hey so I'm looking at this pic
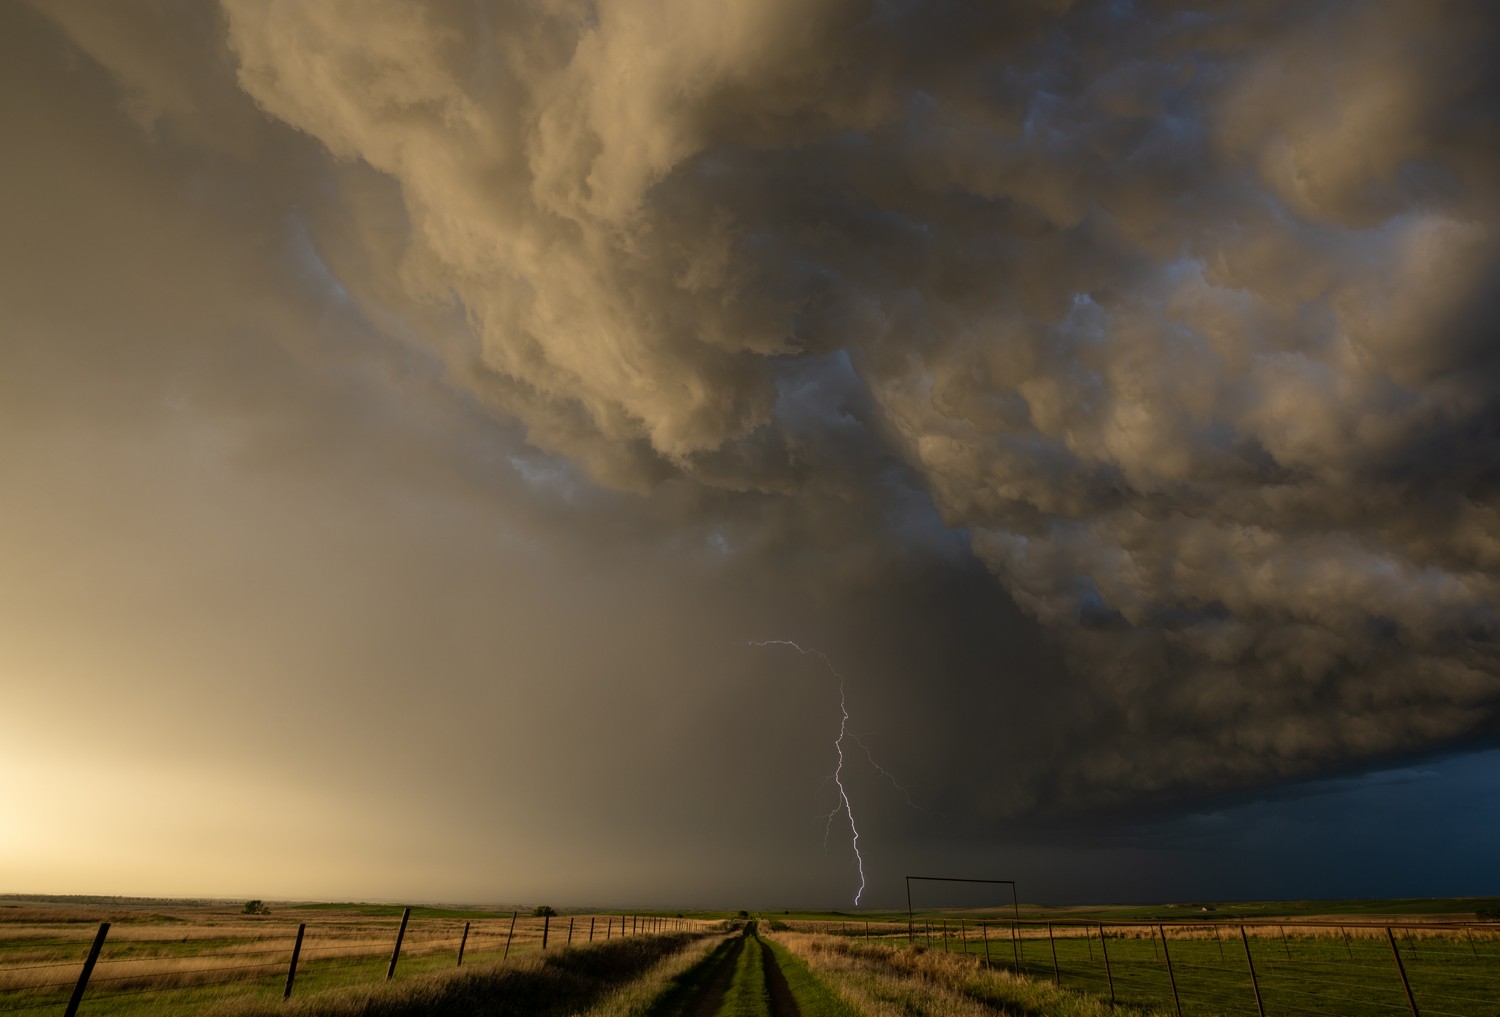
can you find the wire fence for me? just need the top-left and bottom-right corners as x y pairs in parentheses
(791, 915), (1500, 1017)
(0, 908), (704, 1016)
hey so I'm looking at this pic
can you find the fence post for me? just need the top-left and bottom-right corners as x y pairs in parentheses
(1280, 925), (1290, 960)
(943, 919), (949, 952)
(64, 922), (110, 1017)
(961, 919), (968, 954)
(1159, 925), (1182, 1017)
(1047, 923), (1059, 985)
(1215, 922), (1224, 960)
(1240, 926), (1265, 1017)
(982, 922), (991, 965)
(1342, 926), (1353, 959)
(1386, 927), (1420, 1017)
(457, 921), (470, 967)
(590, 916), (596, 942)
(567, 917), (574, 945)
(542, 913), (551, 951)
(1098, 924), (1115, 1006)
(504, 910), (517, 959)
(1466, 927), (1477, 958)
(387, 908), (411, 980)
(284, 922), (306, 999)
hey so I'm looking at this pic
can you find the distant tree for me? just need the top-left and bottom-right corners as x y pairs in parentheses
(531, 905), (557, 918)
(738, 910), (749, 918)
(242, 900), (270, 915)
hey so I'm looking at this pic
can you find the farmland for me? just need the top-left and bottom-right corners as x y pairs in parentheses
(2, 895), (1496, 1015)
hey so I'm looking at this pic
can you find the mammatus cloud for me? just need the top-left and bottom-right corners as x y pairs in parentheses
(33, 0), (1500, 817)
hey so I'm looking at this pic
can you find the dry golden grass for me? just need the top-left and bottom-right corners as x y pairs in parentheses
(771, 931), (1171, 1017)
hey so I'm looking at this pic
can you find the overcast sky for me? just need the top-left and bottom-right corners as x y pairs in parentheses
(3, 0), (1498, 910)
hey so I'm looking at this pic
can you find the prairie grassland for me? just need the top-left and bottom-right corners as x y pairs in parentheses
(886, 919), (1500, 1017)
(202, 932), (719, 1017)
(0, 900), (713, 1015)
(769, 931), (1168, 1017)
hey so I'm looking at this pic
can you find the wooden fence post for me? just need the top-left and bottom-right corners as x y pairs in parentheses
(456, 921), (470, 967)
(1240, 926), (1265, 1017)
(1386, 927), (1420, 1017)
(284, 923), (306, 999)
(504, 910), (518, 959)
(1159, 925), (1182, 1017)
(1048, 922), (1060, 986)
(1098, 924), (1115, 1006)
(567, 917), (574, 945)
(387, 908), (411, 980)
(64, 922), (110, 1017)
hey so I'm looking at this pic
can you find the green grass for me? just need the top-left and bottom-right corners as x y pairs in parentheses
(760, 936), (860, 1017)
(920, 920), (1500, 1017)
(722, 923), (770, 1017)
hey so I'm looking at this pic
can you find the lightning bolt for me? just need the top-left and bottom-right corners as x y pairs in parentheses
(751, 639), (908, 907)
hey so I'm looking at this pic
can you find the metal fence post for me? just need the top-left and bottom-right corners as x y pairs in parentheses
(503, 910), (517, 959)
(1047, 923), (1059, 985)
(590, 916), (596, 942)
(943, 919), (949, 952)
(982, 922), (991, 965)
(1215, 922), (1224, 960)
(567, 917), (574, 945)
(1010, 920), (1019, 968)
(457, 921), (470, 967)
(1240, 926), (1265, 1017)
(1159, 925), (1182, 1017)
(1342, 926), (1353, 959)
(387, 908), (411, 980)
(1386, 927), (1420, 1017)
(542, 913), (550, 950)
(961, 920), (968, 954)
(284, 923), (306, 999)
(1280, 925), (1291, 960)
(64, 922), (110, 1017)
(1099, 924), (1115, 1006)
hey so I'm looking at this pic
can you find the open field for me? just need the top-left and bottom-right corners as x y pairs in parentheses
(3, 896), (1497, 1015)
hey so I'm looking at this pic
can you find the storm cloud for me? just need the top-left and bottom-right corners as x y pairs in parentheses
(6, 0), (1500, 901)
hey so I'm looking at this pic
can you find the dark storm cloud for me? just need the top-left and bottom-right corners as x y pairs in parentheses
(19, 0), (1500, 836)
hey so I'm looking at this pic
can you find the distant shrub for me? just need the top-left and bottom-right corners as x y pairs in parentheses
(532, 905), (557, 918)
(242, 900), (270, 915)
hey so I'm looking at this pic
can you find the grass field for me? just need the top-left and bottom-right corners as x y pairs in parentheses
(3, 896), (1497, 1015)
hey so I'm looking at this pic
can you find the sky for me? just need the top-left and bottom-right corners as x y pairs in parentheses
(2, 0), (1498, 910)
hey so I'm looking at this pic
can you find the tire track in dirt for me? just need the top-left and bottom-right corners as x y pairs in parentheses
(758, 938), (802, 1017)
(684, 931), (744, 1017)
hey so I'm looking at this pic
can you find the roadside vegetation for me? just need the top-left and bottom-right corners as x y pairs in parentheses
(769, 931), (1169, 1017)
